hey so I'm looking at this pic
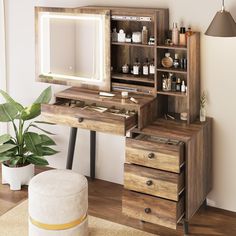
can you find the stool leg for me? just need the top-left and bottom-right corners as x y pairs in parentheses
(183, 219), (189, 236)
(66, 127), (78, 170)
(90, 131), (96, 179)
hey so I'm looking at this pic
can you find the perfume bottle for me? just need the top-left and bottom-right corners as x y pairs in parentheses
(149, 58), (155, 75)
(171, 75), (176, 91)
(133, 58), (140, 75)
(186, 27), (193, 37)
(172, 23), (179, 45)
(142, 26), (148, 44)
(176, 78), (181, 92)
(173, 54), (180, 69)
(111, 28), (118, 42)
(179, 27), (186, 46)
(161, 53), (173, 68)
(143, 58), (149, 76)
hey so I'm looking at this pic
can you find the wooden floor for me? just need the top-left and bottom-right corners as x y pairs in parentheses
(1, 167), (236, 236)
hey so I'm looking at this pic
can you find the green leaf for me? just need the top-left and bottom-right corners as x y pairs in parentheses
(27, 155), (49, 166)
(0, 103), (18, 122)
(0, 90), (24, 112)
(0, 156), (11, 163)
(0, 144), (17, 154)
(40, 134), (56, 146)
(0, 134), (11, 145)
(24, 132), (43, 155)
(40, 146), (58, 156)
(9, 156), (22, 166)
(30, 124), (55, 135)
(34, 86), (52, 104)
(21, 103), (41, 121)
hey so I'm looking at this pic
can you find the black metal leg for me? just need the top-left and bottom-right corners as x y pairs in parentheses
(90, 131), (96, 179)
(183, 220), (189, 236)
(66, 127), (78, 170)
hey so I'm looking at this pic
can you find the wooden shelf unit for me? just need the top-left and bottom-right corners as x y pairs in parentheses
(156, 33), (200, 124)
(110, 8), (169, 96)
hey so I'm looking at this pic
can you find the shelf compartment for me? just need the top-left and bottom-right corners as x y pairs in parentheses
(112, 42), (155, 48)
(157, 68), (187, 74)
(157, 45), (187, 51)
(157, 91), (187, 97)
(112, 73), (155, 84)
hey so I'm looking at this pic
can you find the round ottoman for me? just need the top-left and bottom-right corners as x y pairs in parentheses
(28, 169), (88, 236)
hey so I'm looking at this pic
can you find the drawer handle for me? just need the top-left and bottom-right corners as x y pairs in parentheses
(144, 208), (151, 214)
(78, 117), (84, 123)
(148, 153), (155, 159)
(146, 180), (153, 186)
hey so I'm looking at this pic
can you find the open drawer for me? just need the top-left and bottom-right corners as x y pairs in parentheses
(126, 134), (185, 173)
(122, 190), (185, 229)
(41, 100), (137, 136)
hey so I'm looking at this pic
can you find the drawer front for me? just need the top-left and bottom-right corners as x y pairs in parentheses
(126, 138), (184, 173)
(41, 104), (137, 136)
(124, 164), (184, 201)
(122, 190), (185, 229)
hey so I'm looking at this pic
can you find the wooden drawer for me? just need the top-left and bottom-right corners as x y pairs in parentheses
(124, 163), (184, 201)
(126, 135), (185, 173)
(41, 102), (137, 136)
(122, 190), (185, 229)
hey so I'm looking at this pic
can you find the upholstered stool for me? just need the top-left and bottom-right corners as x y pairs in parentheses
(28, 169), (88, 236)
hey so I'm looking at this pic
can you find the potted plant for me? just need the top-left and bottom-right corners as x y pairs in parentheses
(200, 91), (207, 122)
(0, 86), (57, 190)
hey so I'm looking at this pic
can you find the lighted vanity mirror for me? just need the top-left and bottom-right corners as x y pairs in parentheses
(35, 7), (111, 91)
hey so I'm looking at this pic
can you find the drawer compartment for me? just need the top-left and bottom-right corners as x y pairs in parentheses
(124, 163), (184, 201)
(122, 190), (185, 229)
(41, 100), (137, 136)
(126, 135), (184, 173)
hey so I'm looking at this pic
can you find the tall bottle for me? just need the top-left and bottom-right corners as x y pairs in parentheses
(172, 23), (179, 45)
(143, 58), (149, 76)
(149, 58), (155, 75)
(179, 27), (186, 46)
(142, 26), (148, 45)
(133, 58), (140, 75)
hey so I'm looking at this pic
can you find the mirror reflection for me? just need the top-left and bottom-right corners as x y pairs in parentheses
(39, 13), (104, 83)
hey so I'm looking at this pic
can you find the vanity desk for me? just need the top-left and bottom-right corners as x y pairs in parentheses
(36, 6), (212, 236)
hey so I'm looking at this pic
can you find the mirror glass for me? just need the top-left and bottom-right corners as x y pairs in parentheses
(39, 13), (105, 84)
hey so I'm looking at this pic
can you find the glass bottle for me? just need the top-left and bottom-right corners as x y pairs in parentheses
(161, 53), (173, 68)
(133, 58), (140, 75)
(181, 80), (186, 93)
(171, 75), (176, 91)
(149, 58), (155, 75)
(143, 58), (149, 76)
(111, 28), (118, 42)
(173, 54), (180, 69)
(142, 26), (148, 44)
(186, 27), (193, 37)
(176, 78), (181, 92)
(179, 27), (186, 46)
(172, 23), (179, 45)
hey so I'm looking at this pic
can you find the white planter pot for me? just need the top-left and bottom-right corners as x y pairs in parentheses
(2, 163), (35, 190)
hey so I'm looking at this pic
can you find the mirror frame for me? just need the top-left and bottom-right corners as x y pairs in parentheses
(35, 7), (111, 91)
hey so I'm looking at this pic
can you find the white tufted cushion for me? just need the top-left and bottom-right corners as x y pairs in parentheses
(28, 169), (88, 236)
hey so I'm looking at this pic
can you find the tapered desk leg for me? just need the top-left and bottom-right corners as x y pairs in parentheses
(66, 127), (78, 170)
(183, 220), (189, 236)
(90, 131), (96, 179)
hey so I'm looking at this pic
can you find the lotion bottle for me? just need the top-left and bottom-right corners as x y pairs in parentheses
(172, 23), (179, 45)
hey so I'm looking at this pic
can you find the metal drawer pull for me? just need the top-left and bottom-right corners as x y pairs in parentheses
(148, 153), (155, 159)
(78, 117), (84, 123)
(144, 208), (151, 214)
(146, 180), (153, 186)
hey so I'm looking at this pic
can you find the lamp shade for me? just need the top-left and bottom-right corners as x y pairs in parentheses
(205, 10), (236, 37)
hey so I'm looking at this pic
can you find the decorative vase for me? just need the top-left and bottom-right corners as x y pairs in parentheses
(200, 107), (206, 122)
(1, 163), (35, 190)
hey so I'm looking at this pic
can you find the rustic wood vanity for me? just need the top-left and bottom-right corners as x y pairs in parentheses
(35, 6), (212, 235)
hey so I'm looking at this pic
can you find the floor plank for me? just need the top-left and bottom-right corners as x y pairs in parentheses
(0, 166), (236, 235)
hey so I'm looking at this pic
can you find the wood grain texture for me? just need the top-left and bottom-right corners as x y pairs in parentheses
(124, 163), (184, 201)
(130, 118), (212, 220)
(126, 137), (184, 173)
(122, 190), (184, 229)
(41, 103), (137, 136)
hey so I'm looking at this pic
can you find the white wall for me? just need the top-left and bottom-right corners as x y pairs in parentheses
(4, 0), (236, 212)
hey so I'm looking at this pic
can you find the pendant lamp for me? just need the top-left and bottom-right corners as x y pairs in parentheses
(205, 0), (236, 37)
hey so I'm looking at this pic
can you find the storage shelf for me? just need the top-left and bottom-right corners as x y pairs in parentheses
(157, 91), (187, 97)
(157, 45), (187, 51)
(157, 67), (187, 74)
(112, 73), (155, 84)
(112, 42), (155, 48)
